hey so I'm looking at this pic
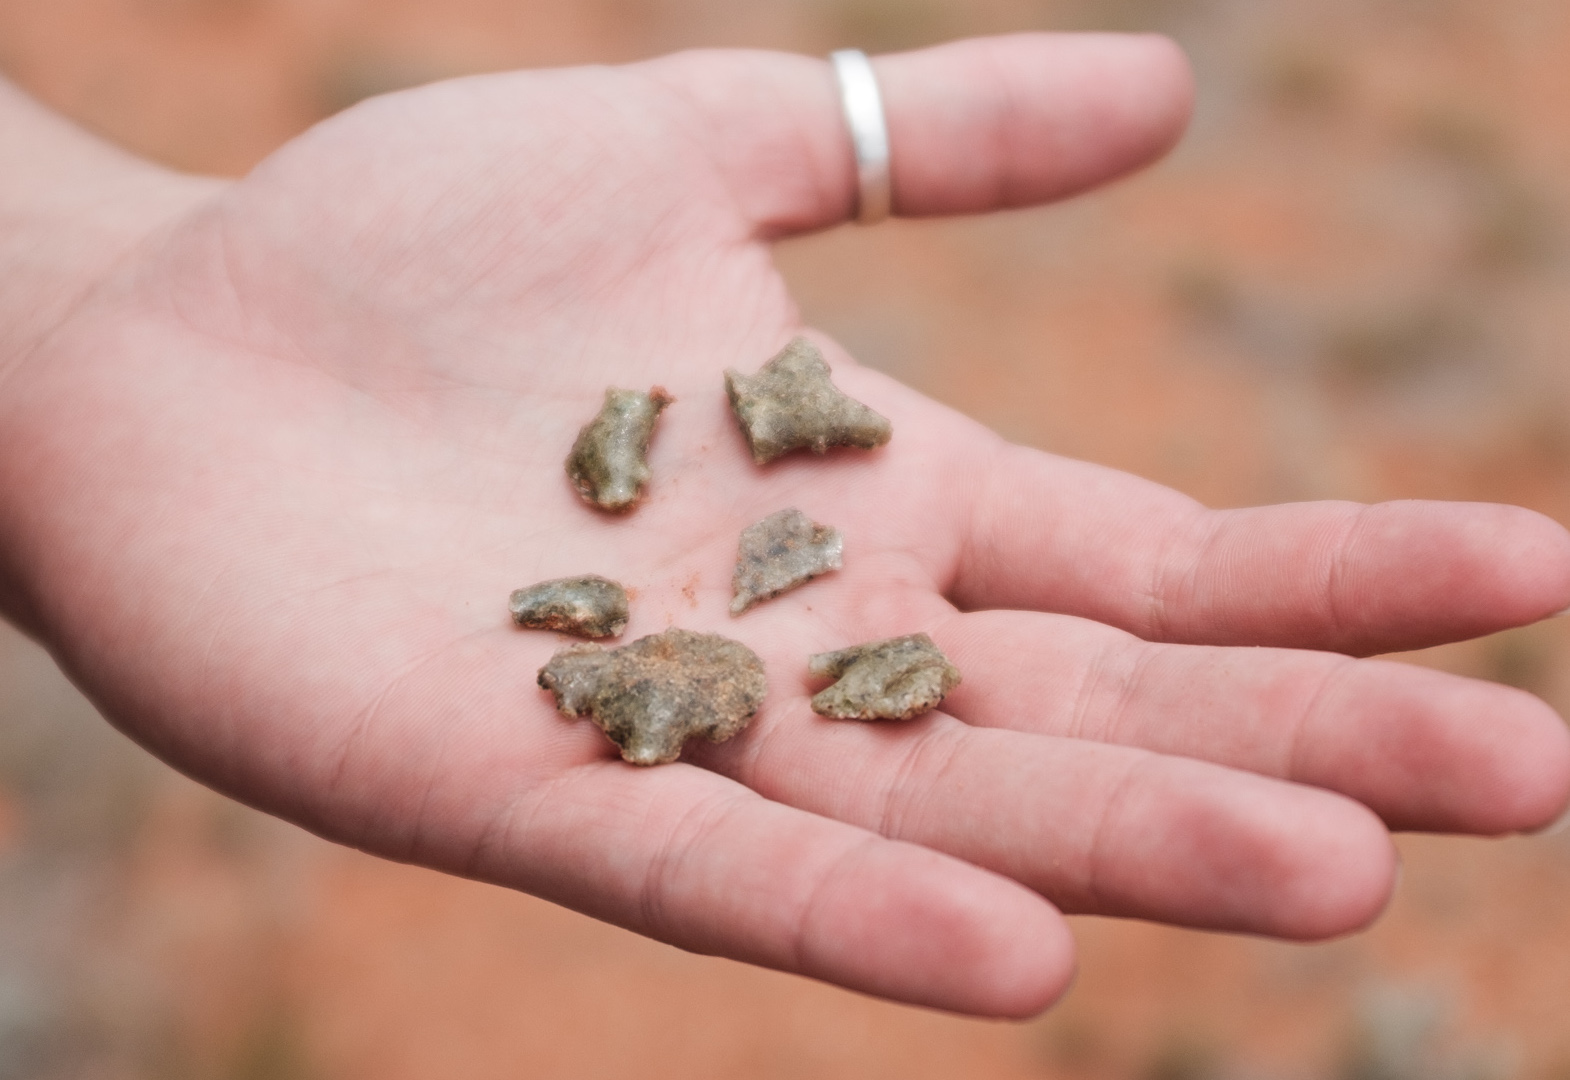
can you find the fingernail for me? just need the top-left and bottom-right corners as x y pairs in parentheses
(1537, 802), (1570, 838)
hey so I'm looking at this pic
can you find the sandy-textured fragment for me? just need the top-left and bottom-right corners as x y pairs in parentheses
(538, 628), (768, 765)
(730, 508), (844, 615)
(809, 633), (961, 721)
(566, 386), (673, 511)
(724, 338), (892, 464)
(509, 575), (629, 639)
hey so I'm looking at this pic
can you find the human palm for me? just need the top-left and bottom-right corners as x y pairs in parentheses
(3, 36), (1569, 1016)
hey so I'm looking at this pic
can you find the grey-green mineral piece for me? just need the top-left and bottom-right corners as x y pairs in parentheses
(730, 508), (843, 615)
(566, 386), (673, 511)
(724, 338), (892, 464)
(808, 633), (961, 721)
(538, 628), (768, 765)
(509, 575), (629, 639)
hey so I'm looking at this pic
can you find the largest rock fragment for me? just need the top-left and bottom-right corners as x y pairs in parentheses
(724, 338), (892, 464)
(538, 628), (768, 765)
(565, 386), (673, 512)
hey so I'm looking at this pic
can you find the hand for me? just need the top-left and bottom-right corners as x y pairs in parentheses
(2, 34), (1567, 1018)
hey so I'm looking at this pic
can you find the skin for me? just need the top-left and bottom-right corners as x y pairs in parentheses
(1, 34), (1568, 1018)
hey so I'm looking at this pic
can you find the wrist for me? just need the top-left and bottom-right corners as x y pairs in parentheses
(0, 78), (225, 383)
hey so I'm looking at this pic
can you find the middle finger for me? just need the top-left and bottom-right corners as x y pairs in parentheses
(936, 609), (1570, 835)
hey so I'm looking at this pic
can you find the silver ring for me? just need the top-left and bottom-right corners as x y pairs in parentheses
(830, 49), (891, 225)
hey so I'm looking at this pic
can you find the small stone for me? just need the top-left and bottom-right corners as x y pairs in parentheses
(730, 508), (843, 615)
(566, 386), (674, 511)
(808, 633), (961, 721)
(538, 628), (768, 765)
(724, 338), (892, 465)
(509, 575), (629, 639)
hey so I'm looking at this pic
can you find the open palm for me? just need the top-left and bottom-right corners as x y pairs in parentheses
(3, 35), (1568, 1016)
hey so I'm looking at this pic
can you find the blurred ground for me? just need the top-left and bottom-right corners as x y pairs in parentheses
(4, 0), (1570, 1077)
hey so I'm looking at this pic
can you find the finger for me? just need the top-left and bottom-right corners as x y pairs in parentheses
(636, 33), (1193, 235)
(936, 610), (1570, 834)
(463, 761), (1074, 1018)
(695, 707), (1397, 939)
(950, 443), (1570, 655)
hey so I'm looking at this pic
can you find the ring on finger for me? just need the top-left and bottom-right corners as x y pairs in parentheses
(830, 49), (892, 225)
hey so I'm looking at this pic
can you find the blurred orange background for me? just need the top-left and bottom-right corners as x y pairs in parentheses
(3, 1), (1570, 1078)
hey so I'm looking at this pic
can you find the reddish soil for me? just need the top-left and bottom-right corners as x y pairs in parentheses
(2, 1), (1570, 1078)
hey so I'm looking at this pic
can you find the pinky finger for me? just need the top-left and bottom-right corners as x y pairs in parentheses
(466, 761), (1075, 1017)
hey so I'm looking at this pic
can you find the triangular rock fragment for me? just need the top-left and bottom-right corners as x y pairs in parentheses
(724, 338), (892, 464)
(730, 508), (843, 615)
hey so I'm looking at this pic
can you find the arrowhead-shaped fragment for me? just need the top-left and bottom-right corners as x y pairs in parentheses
(538, 628), (768, 765)
(730, 508), (844, 615)
(566, 386), (673, 511)
(808, 633), (961, 720)
(509, 575), (629, 639)
(724, 338), (892, 464)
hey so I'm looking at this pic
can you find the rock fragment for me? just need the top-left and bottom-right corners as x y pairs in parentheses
(538, 628), (768, 765)
(724, 338), (892, 464)
(509, 575), (629, 639)
(730, 508), (844, 615)
(808, 633), (961, 721)
(566, 386), (673, 511)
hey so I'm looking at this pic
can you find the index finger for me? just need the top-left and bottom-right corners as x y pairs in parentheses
(950, 441), (1570, 655)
